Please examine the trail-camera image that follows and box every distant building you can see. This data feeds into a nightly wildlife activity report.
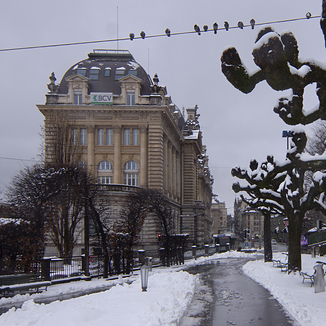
[234,198,264,239]
[242,209,264,238]
[37,49,213,256]
[234,198,247,237]
[211,200,228,235]
[271,215,288,243]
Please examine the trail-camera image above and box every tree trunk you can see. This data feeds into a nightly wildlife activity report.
[88,199,109,278]
[263,212,273,262]
[287,212,303,271]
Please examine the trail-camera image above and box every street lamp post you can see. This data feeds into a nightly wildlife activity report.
[140,264,149,292]
[282,130,293,150]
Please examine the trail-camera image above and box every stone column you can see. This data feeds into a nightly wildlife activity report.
[87,126,95,175]
[163,136,168,192]
[172,147,176,197]
[176,151,180,200]
[168,141,173,195]
[113,125,121,184]
[140,125,148,187]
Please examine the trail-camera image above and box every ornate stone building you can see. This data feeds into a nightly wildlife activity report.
[37,49,213,256]
[234,198,264,239]
[211,200,228,235]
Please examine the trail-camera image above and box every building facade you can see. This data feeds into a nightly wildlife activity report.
[234,198,264,239]
[211,200,228,235]
[37,49,213,256]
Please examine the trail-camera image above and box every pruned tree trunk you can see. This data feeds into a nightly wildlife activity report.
[263,212,273,262]
[287,212,303,271]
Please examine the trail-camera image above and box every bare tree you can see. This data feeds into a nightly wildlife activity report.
[221,1,326,271]
[232,130,326,270]
[147,189,175,267]
[46,166,96,261]
[114,189,149,273]
[44,111,82,166]
[87,197,111,278]
[5,165,59,260]
[6,164,97,263]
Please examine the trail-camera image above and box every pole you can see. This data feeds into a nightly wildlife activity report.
[84,200,89,276]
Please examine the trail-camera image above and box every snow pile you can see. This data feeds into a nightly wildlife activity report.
[0,270,196,326]
[243,252,326,326]
[2,250,326,326]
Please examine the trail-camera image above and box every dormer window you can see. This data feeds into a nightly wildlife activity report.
[128,69,137,77]
[115,67,125,80]
[76,68,87,76]
[89,67,100,80]
[104,67,111,77]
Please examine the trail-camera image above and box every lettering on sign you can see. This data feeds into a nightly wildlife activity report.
[90,92,113,105]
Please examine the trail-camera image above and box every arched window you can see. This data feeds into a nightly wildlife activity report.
[124,160,139,186]
[98,161,112,170]
[98,161,113,184]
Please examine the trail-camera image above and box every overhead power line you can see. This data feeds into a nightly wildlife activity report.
[0,156,39,163]
[0,13,320,53]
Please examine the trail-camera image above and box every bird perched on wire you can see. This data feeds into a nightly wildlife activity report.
[213,22,218,34]
[238,21,244,29]
[194,24,201,35]
[224,21,229,31]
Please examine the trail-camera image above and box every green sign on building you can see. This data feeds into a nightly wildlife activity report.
[90,92,113,105]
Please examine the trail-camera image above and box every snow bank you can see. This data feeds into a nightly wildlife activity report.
[243,252,326,326]
[0,270,196,326]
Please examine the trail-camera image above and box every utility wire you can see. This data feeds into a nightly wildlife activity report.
[0,156,39,162]
[0,14,320,53]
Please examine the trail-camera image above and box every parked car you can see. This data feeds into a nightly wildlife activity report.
[271,239,277,245]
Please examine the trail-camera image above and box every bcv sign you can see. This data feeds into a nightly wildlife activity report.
[91,92,113,105]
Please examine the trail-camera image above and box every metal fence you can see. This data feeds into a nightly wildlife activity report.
[48,257,84,280]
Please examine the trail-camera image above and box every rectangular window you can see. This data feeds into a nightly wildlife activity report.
[76,68,87,76]
[74,91,82,104]
[123,129,130,145]
[107,128,113,145]
[89,68,100,80]
[124,173,138,186]
[98,176,112,184]
[127,91,135,105]
[132,129,139,145]
[104,67,111,77]
[115,67,125,80]
[80,128,87,145]
[128,69,137,77]
[98,129,104,145]
[72,129,78,145]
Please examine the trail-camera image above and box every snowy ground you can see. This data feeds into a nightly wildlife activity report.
[0,250,325,326]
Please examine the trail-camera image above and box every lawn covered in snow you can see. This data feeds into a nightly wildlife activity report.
[0,250,325,326]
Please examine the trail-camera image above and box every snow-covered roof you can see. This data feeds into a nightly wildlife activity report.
[184,130,199,140]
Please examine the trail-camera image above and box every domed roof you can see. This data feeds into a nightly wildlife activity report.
[58,49,152,95]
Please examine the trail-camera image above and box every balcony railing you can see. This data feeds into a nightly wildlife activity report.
[96,184,142,193]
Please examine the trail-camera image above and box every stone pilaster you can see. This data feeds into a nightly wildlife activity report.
[113,125,121,184]
[140,125,148,187]
[87,126,95,175]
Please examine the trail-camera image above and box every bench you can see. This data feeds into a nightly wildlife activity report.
[0,274,51,297]
[280,263,289,272]
[272,260,287,269]
[300,271,314,286]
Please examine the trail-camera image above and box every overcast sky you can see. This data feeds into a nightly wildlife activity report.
[0,0,324,214]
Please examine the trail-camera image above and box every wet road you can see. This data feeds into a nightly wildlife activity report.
[179,257,297,326]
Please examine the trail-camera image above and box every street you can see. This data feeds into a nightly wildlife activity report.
[179,255,297,326]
